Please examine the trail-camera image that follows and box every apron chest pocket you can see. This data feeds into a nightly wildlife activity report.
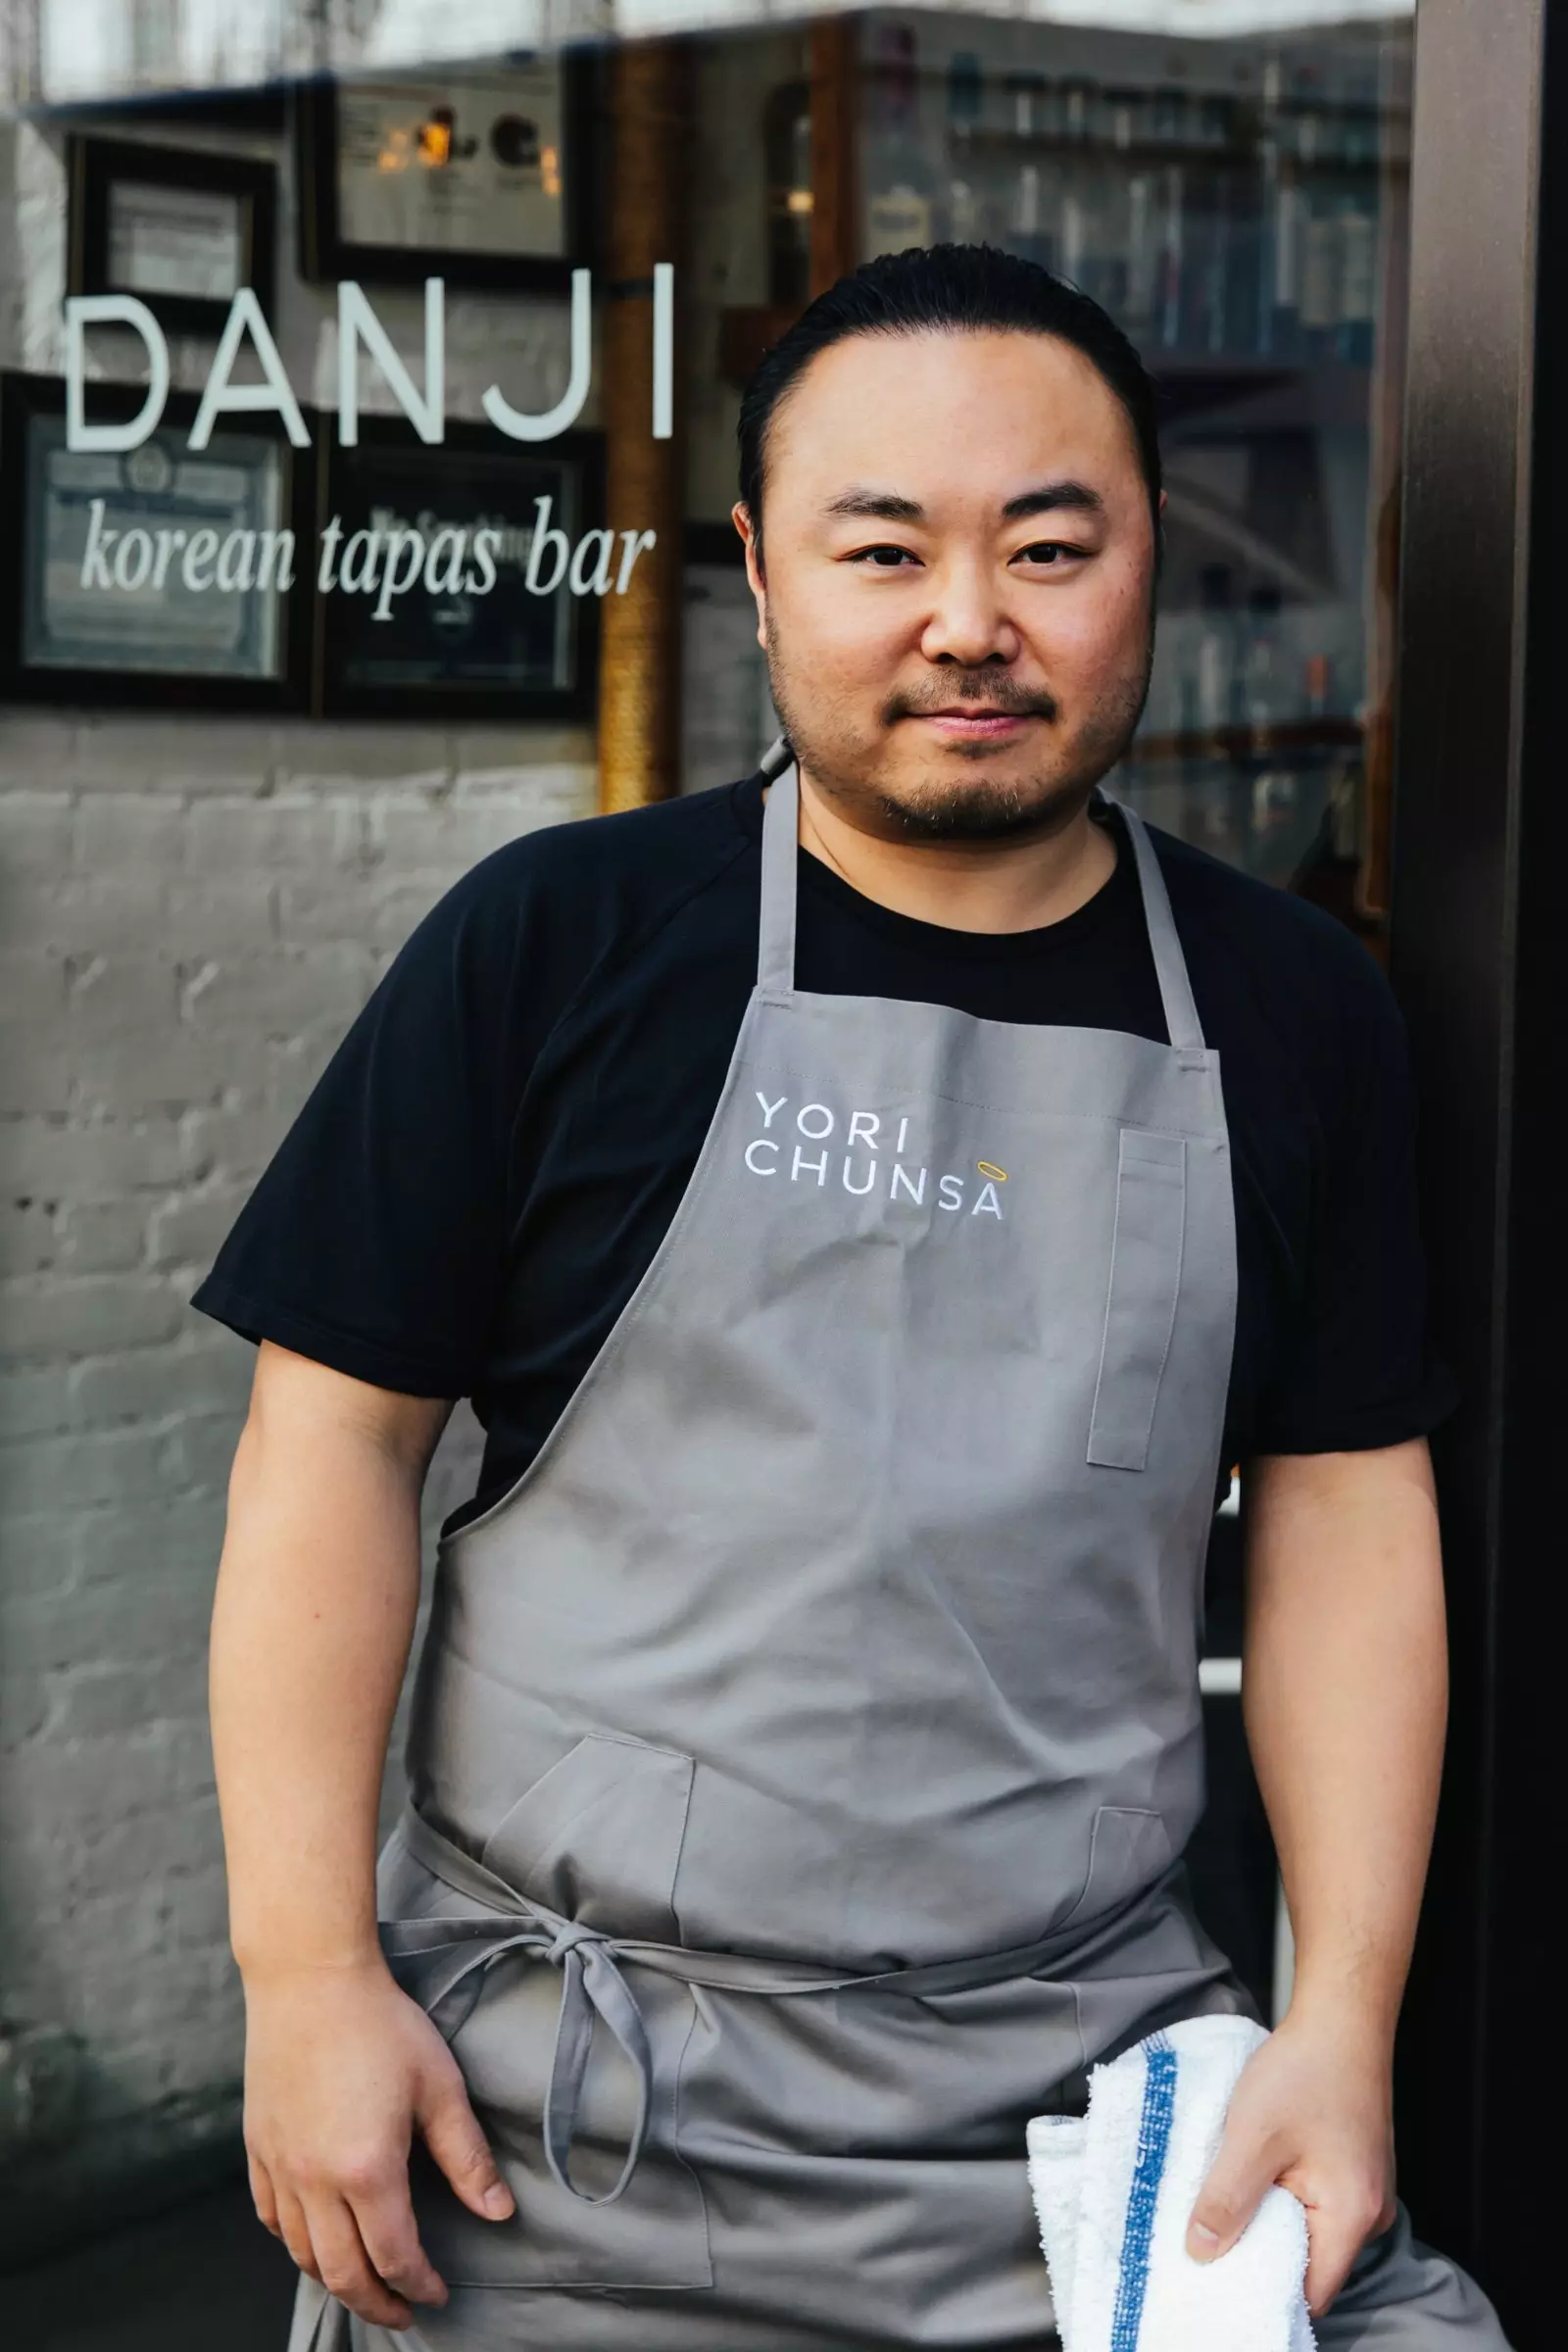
[1087,1130,1186,1473]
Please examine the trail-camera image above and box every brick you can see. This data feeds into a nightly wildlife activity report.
[452,762,591,816]
[0,875,165,956]
[0,949,67,1024]
[0,1670,54,1748]
[49,1660,190,1740]
[0,1719,215,1840]
[161,878,276,953]
[452,722,593,774]
[0,713,76,776]
[74,1494,223,1592]
[0,1276,186,1360]
[0,1115,185,1196]
[147,1183,253,1271]
[72,1030,270,1112]
[169,1410,246,1497]
[64,954,179,1039]
[0,1200,58,1277]
[180,1103,284,1181]
[0,792,74,873]
[181,947,369,1038]
[57,1197,147,1274]
[0,1365,73,1441]
[275,873,398,944]
[65,718,273,796]
[0,1510,81,1599]
[184,797,365,876]
[265,1030,342,1118]
[366,878,443,952]
[70,1337,246,1428]
[0,1024,74,1115]
[0,1565,213,1677]
[368,797,527,872]
[0,1426,179,1515]
[275,725,453,788]
[74,794,185,874]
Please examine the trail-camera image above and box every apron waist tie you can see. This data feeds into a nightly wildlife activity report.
[387,1800,1171,2206]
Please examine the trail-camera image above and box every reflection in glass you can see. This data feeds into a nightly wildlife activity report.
[855,10,1410,913]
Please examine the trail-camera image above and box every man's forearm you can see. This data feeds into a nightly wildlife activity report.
[210,1343,451,1982]
[1240,1441,1447,2044]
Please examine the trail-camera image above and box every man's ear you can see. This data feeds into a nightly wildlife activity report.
[733,501,768,652]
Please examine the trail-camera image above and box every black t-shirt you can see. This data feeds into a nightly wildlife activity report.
[193,773,1451,1529]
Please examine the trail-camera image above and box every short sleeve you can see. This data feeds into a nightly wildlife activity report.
[191,857,531,1398]
[1250,941,1456,1456]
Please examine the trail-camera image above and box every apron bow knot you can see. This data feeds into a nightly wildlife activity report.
[542,1934,656,2205]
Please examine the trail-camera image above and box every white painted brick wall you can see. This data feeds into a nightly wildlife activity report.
[0,710,593,2239]
[0,50,771,2240]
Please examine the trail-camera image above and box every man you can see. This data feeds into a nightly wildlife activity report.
[200,246,1509,2350]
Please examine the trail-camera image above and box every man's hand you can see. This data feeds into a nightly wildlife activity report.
[1185,2009,1397,2316]
[243,1959,514,2330]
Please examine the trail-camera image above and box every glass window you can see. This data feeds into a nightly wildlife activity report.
[0,0,1416,2261]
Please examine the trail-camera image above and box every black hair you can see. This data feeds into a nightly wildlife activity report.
[736,242,1161,563]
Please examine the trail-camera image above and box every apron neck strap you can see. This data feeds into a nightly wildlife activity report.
[757,755,800,997]
[1107,798,1208,1055]
[759,759,1207,1057]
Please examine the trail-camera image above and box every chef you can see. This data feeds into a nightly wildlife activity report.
[199,243,1510,2350]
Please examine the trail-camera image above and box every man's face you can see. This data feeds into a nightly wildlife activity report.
[736,328,1159,843]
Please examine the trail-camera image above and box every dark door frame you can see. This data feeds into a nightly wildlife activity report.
[1390,2,1559,2340]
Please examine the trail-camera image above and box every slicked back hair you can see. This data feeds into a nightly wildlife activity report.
[736,242,1161,567]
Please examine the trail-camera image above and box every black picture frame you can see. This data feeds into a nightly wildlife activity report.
[67,136,278,335]
[294,61,595,292]
[315,414,604,722]
[0,372,316,714]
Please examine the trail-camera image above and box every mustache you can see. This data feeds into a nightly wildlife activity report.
[881,677,1059,724]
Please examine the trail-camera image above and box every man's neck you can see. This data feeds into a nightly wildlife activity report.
[788,763,1120,937]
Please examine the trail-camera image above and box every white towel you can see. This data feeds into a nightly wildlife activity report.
[1026,2013,1316,2352]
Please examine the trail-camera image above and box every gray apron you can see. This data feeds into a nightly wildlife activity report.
[289,757,1510,2352]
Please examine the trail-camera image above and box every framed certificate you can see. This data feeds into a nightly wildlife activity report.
[67,137,278,334]
[0,374,315,711]
[317,416,604,721]
[295,63,593,291]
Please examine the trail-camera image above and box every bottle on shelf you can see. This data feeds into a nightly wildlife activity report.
[944,48,985,244]
[1002,71,1055,270]
[764,78,812,311]
[864,22,936,257]
[1157,161,1187,352]
[1243,581,1288,751]
[1195,563,1240,741]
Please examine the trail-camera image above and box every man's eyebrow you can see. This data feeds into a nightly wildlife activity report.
[1003,481,1105,520]
[822,489,925,521]
[820,483,1106,524]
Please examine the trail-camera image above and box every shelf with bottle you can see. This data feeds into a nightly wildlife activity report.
[861,41,1399,372]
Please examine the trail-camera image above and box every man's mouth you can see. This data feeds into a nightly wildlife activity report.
[910,708,1039,739]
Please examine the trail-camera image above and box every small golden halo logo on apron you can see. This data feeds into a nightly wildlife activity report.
[977,1161,1008,1183]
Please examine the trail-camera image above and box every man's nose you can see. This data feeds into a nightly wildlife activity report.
[918,557,1020,667]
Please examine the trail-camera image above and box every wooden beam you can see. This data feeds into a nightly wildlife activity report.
[808,17,858,298]
[597,40,691,812]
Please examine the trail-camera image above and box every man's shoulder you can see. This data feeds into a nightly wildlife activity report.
[463,775,755,912]
[408,776,760,989]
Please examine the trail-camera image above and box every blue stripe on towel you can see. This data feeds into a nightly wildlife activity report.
[1109,2034,1179,2352]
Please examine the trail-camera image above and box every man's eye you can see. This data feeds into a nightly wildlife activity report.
[851,545,919,567]
[1017,541,1073,564]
